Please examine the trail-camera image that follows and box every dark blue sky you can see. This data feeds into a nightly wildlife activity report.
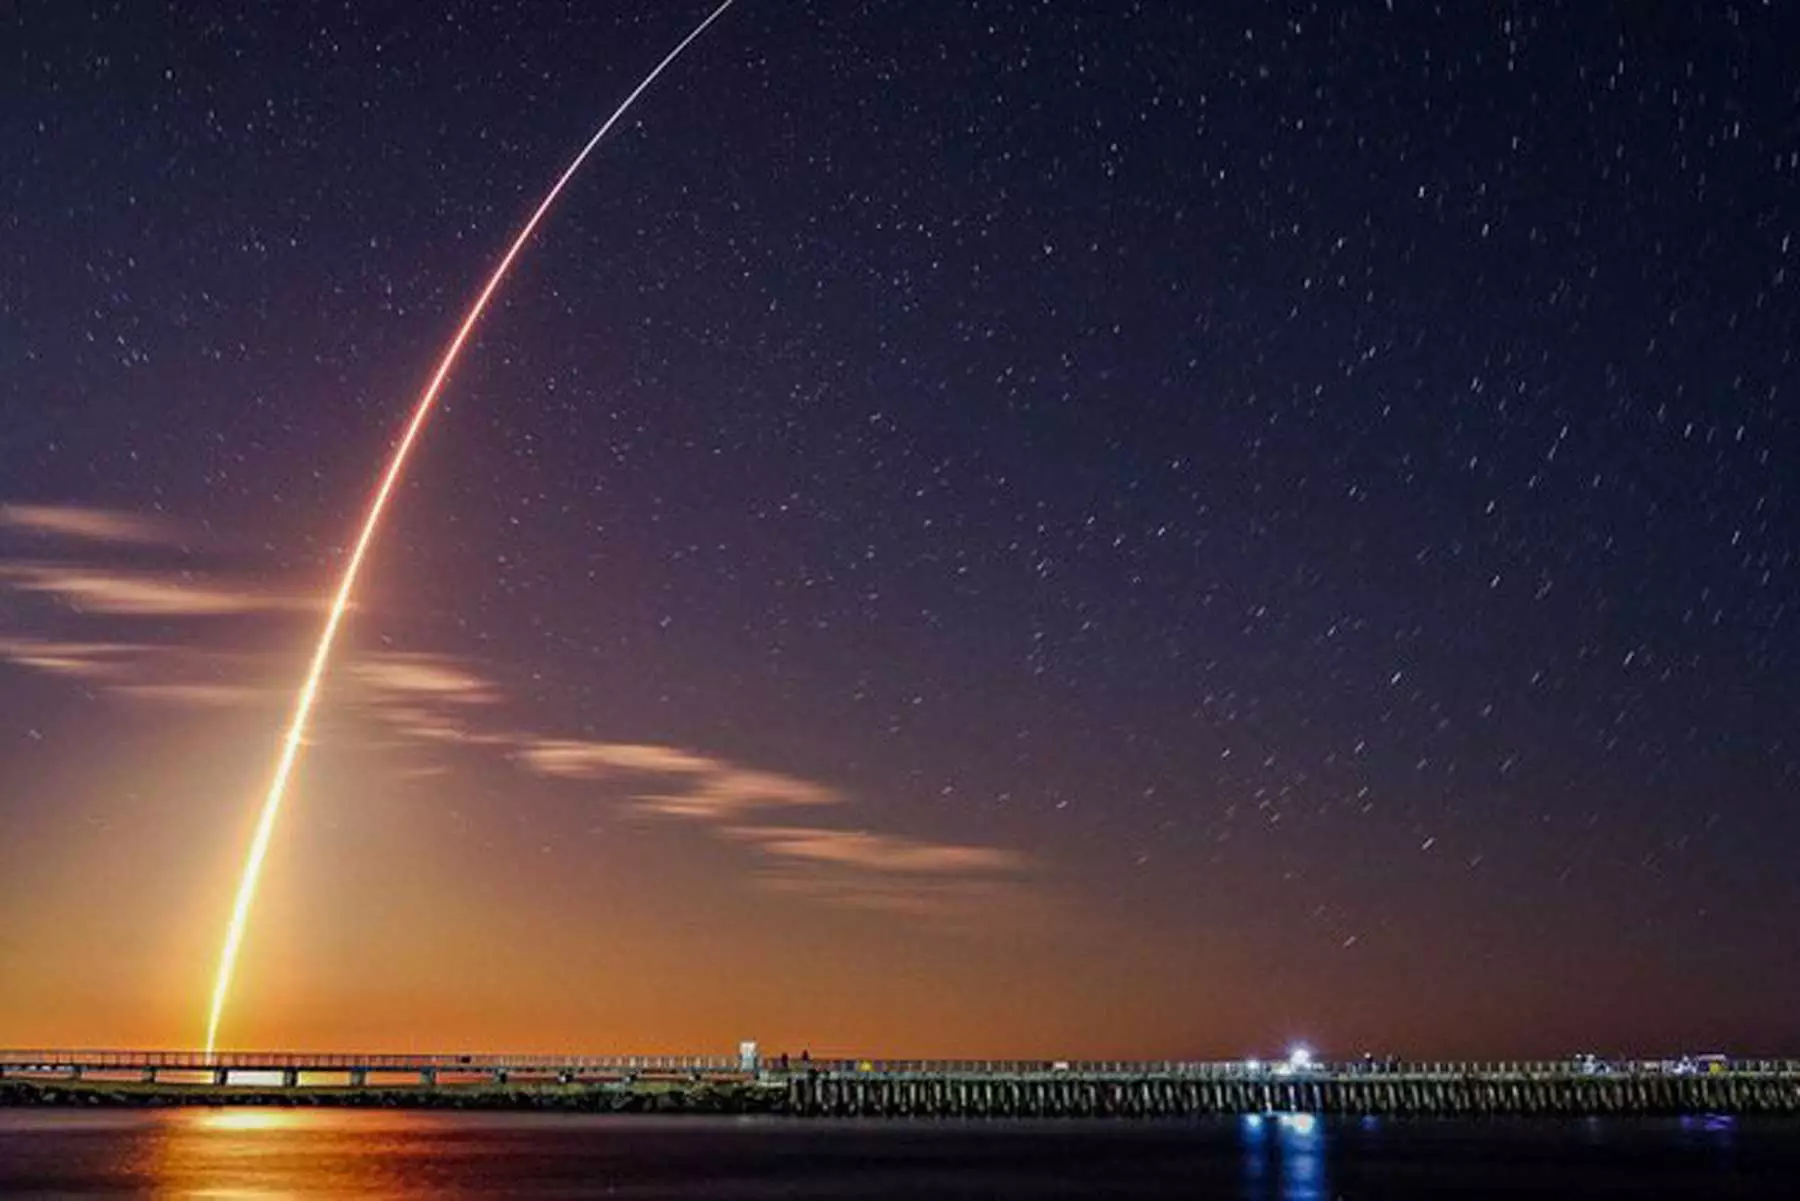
[2,2,1797,1056]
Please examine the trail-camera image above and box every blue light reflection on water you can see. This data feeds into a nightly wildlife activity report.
[1239,1112,1268,1192]
[1677,1112,1739,1147]
[1238,1112,1329,1200]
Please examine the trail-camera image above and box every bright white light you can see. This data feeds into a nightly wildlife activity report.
[1244,1058,1263,1073]
[1288,1045,1314,1068]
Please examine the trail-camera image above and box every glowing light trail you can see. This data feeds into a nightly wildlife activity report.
[204,0,741,1055]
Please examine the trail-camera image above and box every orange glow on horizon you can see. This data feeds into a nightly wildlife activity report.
[202,0,742,1054]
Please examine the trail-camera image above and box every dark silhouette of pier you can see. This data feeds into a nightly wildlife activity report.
[4,1048,1797,1117]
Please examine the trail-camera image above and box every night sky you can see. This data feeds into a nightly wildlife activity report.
[4,2,1797,1060]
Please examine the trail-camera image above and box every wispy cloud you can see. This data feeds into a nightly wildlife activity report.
[513,734,1035,924]
[110,682,269,707]
[720,825,1028,875]
[336,656,511,747]
[0,562,298,617]
[345,654,503,706]
[0,628,510,755]
[0,634,477,721]
[0,502,1044,931]
[361,702,515,748]
[515,738,840,819]
[0,502,302,618]
[2,632,1043,927]
[0,637,148,682]
[632,767,840,820]
[723,825,1034,925]
[0,637,275,707]
[516,739,720,779]
[0,502,179,546]
[755,864,1031,923]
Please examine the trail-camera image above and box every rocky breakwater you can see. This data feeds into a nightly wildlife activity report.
[0,1078,785,1114]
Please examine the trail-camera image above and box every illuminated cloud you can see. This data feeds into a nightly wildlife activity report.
[634,769,840,819]
[516,739,723,780]
[0,635,495,739]
[0,637,148,682]
[510,734,1034,925]
[0,512,1041,932]
[110,682,269,707]
[369,704,470,744]
[0,502,178,546]
[630,773,839,820]
[754,864,1027,921]
[362,702,512,748]
[346,654,502,706]
[0,637,277,707]
[0,563,296,617]
[720,825,1028,875]
[515,738,840,818]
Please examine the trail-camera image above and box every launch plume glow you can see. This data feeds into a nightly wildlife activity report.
[204,0,740,1055]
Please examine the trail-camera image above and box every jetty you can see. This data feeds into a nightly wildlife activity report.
[3,1049,1796,1117]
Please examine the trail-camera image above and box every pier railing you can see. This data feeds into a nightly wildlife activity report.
[0,1050,739,1074]
[773,1057,1800,1079]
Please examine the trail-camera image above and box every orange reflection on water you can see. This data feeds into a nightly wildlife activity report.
[146,1108,456,1197]
[188,1109,312,1134]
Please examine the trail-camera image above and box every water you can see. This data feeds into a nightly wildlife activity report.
[0,1109,1793,1197]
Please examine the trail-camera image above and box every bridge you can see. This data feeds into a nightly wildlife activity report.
[0,1048,757,1088]
[4,1049,1798,1117]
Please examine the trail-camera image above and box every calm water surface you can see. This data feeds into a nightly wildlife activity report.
[0,1109,1794,1198]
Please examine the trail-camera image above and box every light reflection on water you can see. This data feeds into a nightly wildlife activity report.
[1676,1112,1739,1148]
[189,1110,315,1133]
[1239,1112,1329,1201]
[0,1108,1788,1198]
[151,1108,459,1197]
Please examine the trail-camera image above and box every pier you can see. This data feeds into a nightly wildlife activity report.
[3,1049,1796,1117]
[781,1060,1800,1118]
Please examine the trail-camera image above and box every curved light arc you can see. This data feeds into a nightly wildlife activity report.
[204,0,741,1054]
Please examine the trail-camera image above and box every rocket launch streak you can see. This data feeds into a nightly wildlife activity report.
[204,0,741,1055]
